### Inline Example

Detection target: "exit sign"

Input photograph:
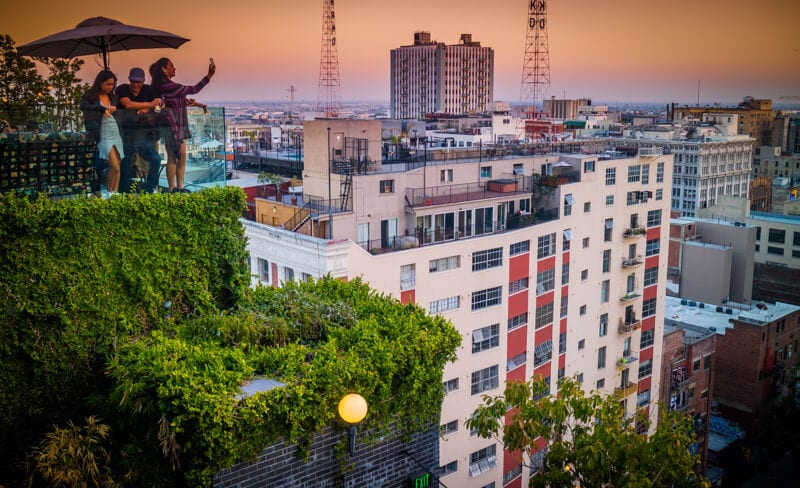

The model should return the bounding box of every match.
[407,472,431,488]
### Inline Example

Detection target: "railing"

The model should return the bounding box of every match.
[405,176,532,207]
[622,256,644,268]
[302,194,353,213]
[618,317,642,333]
[615,381,638,397]
[623,227,646,238]
[620,291,641,302]
[617,355,639,367]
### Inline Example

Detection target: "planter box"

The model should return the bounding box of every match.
[487,179,516,193]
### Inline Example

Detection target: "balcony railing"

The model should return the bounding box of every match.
[620,291,641,302]
[622,256,644,268]
[617,355,639,367]
[405,177,532,207]
[623,227,646,238]
[615,381,638,397]
[618,317,642,333]
[670,377,695,391]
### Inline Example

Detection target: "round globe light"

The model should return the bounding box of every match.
[338,393,368,425]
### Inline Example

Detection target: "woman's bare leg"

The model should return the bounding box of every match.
[176,141,187,190]
[107,147,121,193]
[166,149,177,191]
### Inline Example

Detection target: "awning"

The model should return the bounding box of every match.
[563,229,572,241]
[564,194,574,205]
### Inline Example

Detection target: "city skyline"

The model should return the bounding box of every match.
[3,0,799,105]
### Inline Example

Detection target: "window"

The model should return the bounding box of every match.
[602,249,611,273]
[641,164,650,184]
[584,202,592,213]
[645,238,660,256]
[510,240,530,256]
[581,269,588,281]
[441,419,458,436]
[469,444,497,476]
[655,188,663,201]
[443,377,459,394]
[584,160,595,173]
[471,366,499,395]
[430,255,460,273]
[644,266,658,286]
[559,332,567,354]
[579,304,587,315]
[642,297,657,317]
[693,359,701,372]
[379,179,394,193]
[508,312,528,331]
[562,262,570,284]
[440,460,458,476]
[640,329,655,349]
[768,228,786,244]
[637,389,650,407]
[534,340,553,366]
[507,352,526,371]
[768,246,785,255]
[473,247,503,271]
[577,373,584,384]
[582,237,590,248]
[598,346,607,369]
[704,355,711,369]
[563,229,572,251]
[472,286,502,310]
[605,167,616,185]
[509,277,529,294]
[503,465,522,485]
[400,264,415,291]
[440,169,453,182]
[301,272,313,282]
[560,295,568,318]
[596,378,605,389]
[480,166,492,178]
[604,219,613,241]
[536,268,555,294]
[257,258,270,282]
[639,359,652,378]
[430,296,460,314]
[564,194,573,216]
[535,302,554,328]
[756,226,761,240]
[646,209,662,227]
[578,339,585,350]
[537,233,556,259]
[794,232,800,247]
[599,313,608,337]
[600,280,610,303]
[628,164,641,183]
[283,267,295,283]
[656,162,664,183]
[606,195,615,205]
[473,324,500,353]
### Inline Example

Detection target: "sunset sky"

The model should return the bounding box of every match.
[3,0,798,105]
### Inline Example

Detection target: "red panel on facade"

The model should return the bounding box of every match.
[509,254,530,282]
[646,227,661,240]
[562,251,570,262]
[639,376,652,392]
[641,316,656,332]
[560,316,567,333]
[559,354,565,368]
[508,290,529,319]
[643,285,657,301]
[537,255,556,270]
[533,363,551,379]
[534,324,552,345]
[535,291,554,308]
[504,477,522,488]
[645,255,659,270]
[503,448,521,472]
[640,346,654,362]
[400,290,415,305]
[506,365,527,384]
[508,326,528,359]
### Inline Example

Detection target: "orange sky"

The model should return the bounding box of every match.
[3,0,799,104]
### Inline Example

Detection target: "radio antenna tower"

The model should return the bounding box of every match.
[317,0,341,118]
[519,0,551,120]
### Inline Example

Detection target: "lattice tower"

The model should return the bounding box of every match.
[317,0,341,118]
[520,0,551,119]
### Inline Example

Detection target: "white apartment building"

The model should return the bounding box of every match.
[245,120,672,488]
[390,32,494,119]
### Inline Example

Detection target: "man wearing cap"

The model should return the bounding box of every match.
[116,67,163,193]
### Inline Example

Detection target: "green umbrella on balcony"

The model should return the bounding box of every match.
[17,17,189,69]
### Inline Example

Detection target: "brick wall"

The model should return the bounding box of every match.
[213,425,439,488]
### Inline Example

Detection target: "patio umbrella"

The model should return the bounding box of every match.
[17,17,189,69]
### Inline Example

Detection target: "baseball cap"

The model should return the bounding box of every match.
[128,67,146,82]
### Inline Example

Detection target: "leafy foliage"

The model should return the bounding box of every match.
[468,377,707,488]
[0,188,460,486]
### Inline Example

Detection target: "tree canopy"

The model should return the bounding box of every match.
[468,377,707,488]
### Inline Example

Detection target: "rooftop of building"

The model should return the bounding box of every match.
[665,296,800,334]
[671,216,755,229]
[664,322,716,346]
[750,211,800,225]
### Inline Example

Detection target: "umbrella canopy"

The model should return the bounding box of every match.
[17,17,189,69]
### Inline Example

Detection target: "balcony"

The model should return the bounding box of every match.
[622,256,644,268]
[617,355,638,367]
[405,178,533,207]
[620,291,641,302]
[623,227,646,238]
[615,381,638,397]
[618,317,642,333]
